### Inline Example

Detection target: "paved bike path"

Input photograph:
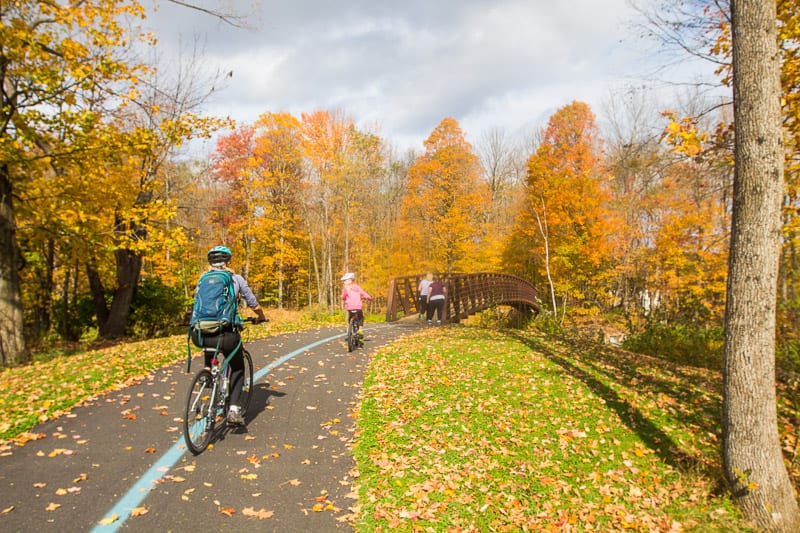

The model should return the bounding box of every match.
[0,322,422,532]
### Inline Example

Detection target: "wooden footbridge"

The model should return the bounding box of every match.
[385,272,539,323]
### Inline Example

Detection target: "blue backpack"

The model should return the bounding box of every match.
[190,269,240,338]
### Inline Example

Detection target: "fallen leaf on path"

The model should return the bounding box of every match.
[98,514,119,525]
[130,506,148,517]
[45,502,61,511]
[1,506,14,514]
[242,507,274,519]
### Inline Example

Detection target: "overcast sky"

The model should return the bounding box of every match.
[144,0,719,155]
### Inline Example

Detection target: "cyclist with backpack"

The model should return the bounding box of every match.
[190,245,267,425]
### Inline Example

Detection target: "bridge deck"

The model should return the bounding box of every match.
[386,272,539,322]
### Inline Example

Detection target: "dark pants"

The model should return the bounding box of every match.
[426,298,445,322]
[191,329,244,407]
[347,309,364,329]
[418,295,428,316]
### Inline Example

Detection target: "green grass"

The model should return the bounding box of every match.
[352,326,759,532]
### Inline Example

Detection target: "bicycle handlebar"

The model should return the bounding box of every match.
[242,316,269,324]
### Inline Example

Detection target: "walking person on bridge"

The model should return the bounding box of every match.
[426,275,447,324]
[417,272,433,320]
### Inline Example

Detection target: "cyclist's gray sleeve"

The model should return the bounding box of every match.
[233,274,260,309]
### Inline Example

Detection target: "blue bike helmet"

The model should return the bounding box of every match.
[207,245,232,265]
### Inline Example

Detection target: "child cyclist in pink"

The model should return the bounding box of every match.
[341,272,372,340]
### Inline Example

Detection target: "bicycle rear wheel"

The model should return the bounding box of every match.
[347,317,358,352]
[239,349,254,414]
[183,370,217,455]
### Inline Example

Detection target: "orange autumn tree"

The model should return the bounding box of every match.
[395,117,489,274]
[250,112,308,308]
[505,101,611,317]
[301,110,383,306]
[645,158,730,325]
[210,125,257,264]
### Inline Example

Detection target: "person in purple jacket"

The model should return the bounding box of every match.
[341,272,372,340]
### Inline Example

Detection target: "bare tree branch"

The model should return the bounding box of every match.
[167,0,255,29]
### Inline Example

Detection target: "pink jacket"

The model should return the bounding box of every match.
[342,283,371,311]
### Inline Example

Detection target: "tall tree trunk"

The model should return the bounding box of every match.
[0,165,28,365]
[87,248,142,340]
[103,248,142,338]
[723,0,800,530]
[31,239,55,341]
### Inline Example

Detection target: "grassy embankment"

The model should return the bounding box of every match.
[351,326,798,532]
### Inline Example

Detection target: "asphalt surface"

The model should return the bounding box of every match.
[0,321,422,532]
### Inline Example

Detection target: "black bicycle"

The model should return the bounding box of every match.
[183,326,255,455]
[346,310,363,352]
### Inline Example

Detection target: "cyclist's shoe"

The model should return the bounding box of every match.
[227,405,244,426]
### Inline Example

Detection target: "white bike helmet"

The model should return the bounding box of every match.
[341,272,355,281]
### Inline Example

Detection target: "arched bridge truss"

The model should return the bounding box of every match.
[385,272,540,323]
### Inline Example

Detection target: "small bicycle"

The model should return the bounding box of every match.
[346,310,364,352]
[183,320,256,455]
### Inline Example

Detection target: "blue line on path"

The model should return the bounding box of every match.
[91,329,347,533]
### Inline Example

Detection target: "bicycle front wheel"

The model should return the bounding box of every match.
[239,349,254,414]
[183,370,216,455]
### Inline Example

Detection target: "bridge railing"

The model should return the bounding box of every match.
[385,272,539,322]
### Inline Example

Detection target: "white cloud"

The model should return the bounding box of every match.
[145,0,722,155]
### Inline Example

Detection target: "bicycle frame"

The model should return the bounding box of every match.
[184,330,255,455]
[346,310,363,352]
